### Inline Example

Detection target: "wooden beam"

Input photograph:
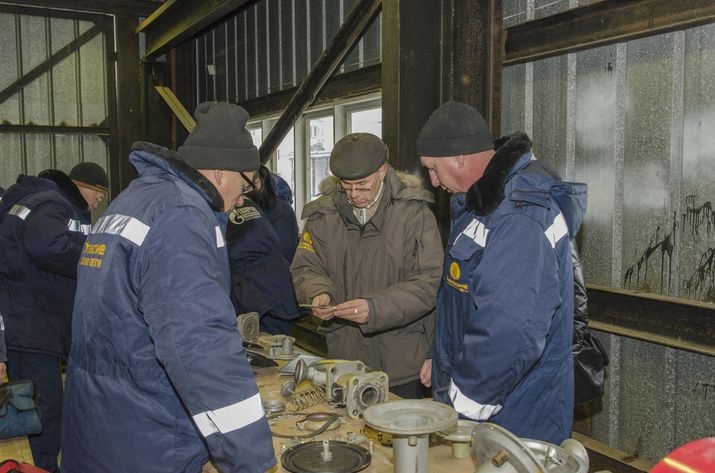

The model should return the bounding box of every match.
[141,0,253,60]
[0,24,102,106]
[587,285,715,356]
[0,0,161,17]
[239,65,381,120]
[503,0,715,66]
[258,0,382,163]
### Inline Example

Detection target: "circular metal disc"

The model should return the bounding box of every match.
[281,441,371,473]
[363,400,457,435]
[438,419,480,442]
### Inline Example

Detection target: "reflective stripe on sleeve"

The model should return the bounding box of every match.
[192,392,264,437]
[544,213,568,249]
[8,205,31,220]
[460,218,489,248]
[68,219,91,235]
[92,214,150,246]
[449,379,502,421]
[215,225,225,248]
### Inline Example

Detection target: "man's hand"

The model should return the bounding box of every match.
[311,294,334,320]
[333,298,369,324]
[0,362,6,383]
[420,359,432,387]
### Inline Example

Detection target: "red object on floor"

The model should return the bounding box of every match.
[650,438,715,473]
[0,460,50,473]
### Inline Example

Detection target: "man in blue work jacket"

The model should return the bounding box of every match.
[0,162,108,472]
[61,102,276,473]
[417,102,587,444]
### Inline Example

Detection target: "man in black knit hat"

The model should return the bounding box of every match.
[61,102,276,473]
[0,161,108,472]
[417,101,587,444]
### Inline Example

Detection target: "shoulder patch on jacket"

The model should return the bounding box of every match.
[229,206,262,225]
[297,231,315,253]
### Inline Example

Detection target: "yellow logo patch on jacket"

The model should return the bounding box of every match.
[446,260,468,293]
[297,231,315,253]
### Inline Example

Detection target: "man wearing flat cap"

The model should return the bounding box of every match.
[61,102,275,473]
[417,101,587,443]
[0,161,108,472]
[291,132,443,398]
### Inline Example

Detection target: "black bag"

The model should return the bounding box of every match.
[573,320,609,404]
[0,380,43,439]
[572,243,609,404]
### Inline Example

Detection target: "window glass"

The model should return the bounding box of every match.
[349,107,382,136]
[308,116,334,200]
[275,127,295,196]
[248,127,263,148]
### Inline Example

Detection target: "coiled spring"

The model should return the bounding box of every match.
[287,385,327,411]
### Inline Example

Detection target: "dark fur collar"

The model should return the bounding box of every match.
[132,142,224,211]
[38,169,88,211]
[466,132,533,215]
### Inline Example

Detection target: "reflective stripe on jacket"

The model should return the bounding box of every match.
[61,142,275,473]
[433,133,587,444]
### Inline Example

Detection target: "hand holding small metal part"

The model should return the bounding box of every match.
[332,298,369,324]
[309,294,335,320]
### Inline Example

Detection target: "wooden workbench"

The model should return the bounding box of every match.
[251,358,475,473]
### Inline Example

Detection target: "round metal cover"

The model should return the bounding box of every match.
[362,400,457,435]
[471,423,543,473]
[438,419,480,442]
[281,440,371,473]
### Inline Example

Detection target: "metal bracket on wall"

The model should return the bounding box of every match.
[154,85,196,132]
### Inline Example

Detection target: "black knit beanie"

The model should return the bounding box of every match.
[178,102,259,172]
[416,101,494,157]
[69,162,109,192]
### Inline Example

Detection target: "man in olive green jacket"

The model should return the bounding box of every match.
[291,133,443,398]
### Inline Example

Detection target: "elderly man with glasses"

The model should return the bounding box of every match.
[291,132,443,399]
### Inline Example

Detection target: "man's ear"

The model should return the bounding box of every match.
[378,163,388,180]
[214,169,225,185]
[454,155,465,169]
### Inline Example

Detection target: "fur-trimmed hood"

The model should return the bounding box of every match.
[130,141,224,212]
[466,132,533,216]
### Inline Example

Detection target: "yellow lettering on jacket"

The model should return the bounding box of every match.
[80,256,103,268]
[297,231,315,253]
[83,243,106,256]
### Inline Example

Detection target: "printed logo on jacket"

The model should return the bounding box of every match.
[297,231,315,253]
[80,242,106,268]
[229,206,262,225]
[446,260,468,293]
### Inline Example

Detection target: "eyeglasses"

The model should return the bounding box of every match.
[239,172,256,195]
[337,177,375,195]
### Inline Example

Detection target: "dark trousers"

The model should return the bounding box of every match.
[390,379,432,399]
[7,350,63,473]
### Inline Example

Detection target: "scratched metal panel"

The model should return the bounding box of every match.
[294,0,308,83]
[618,338,676,461]
[0,134,23,189]
[0,14,20,124]
[267,0,281,94]
[503,0,526,27]
[534,0,570,20]
[256,2,269,97]
[362,10,381,67]
[50,18,79,127]
[500,64,526,136]
[342,0,360,72]
[24,134,52,176]
[620,34,675,295]
[679,23,715,303]
[245,4,258,99]
[236,15,248,102]
[674,350,715,445]
[308,0,323,69]
[20,15,50,126]
[78,30,107,127]
[54,134,81,175]
[214,22,228,102]
[574,45,617,286]
[532,55,568,175]
[196,34,207,103]
[280,0,295,88]
[226,17,237,102]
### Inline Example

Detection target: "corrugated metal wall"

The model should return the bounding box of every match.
[194,0,382,104]
[503,0,715,462]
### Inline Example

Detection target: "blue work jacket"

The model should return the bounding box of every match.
[432,133,587,444]
[61,143,275,473]
[0,171,90,358]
